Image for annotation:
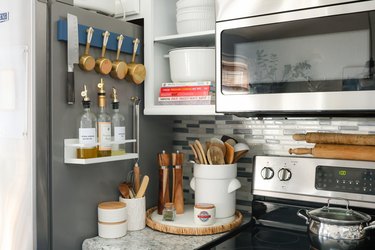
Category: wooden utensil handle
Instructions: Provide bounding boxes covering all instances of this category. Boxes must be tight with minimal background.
[290,144,375,161]
[174,168,184,214]
[134,162,140,194]
[293,133,375,146]
[136,175,149,198]
[289,148,313,155]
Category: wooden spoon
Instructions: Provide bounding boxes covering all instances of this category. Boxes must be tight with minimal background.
[207,146,225,165]
[233,143,250,163]
[224,142,235,164]
[209,137,226,156]
[118,182,129,198]
[189,143,199,163]
[195,140,208,164]
[192,142,204,164]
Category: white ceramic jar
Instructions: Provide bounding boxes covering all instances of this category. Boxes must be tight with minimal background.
[194,203,216,226]
[97,201,127,238]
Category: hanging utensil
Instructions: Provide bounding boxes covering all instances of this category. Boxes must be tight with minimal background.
[95,31,112,75]
[110,34,128,80]
[66,13,79,104]
[126,38,146,85]
[79,27,95,71]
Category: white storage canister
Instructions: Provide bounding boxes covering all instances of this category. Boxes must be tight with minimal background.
[190,163,241,218]
[194,203,216,226]
[98,201,127,238]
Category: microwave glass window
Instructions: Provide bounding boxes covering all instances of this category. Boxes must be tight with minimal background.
[221,12,375,95]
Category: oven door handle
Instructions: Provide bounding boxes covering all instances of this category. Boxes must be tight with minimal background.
[297,209,310,225]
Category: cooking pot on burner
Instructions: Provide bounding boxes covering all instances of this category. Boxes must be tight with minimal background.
[298,198,375,249]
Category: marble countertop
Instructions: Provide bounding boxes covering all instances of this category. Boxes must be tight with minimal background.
[83,211,251,250]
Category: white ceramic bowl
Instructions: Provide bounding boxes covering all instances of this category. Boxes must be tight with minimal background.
[177,19,215,34]
[98,221,127,238]
[176,0,214,9]
[169,47,215,82]
[176,11,215,22]
[98,201,127,223]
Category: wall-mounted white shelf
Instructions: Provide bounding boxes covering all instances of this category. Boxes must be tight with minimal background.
[64,139,138,165]
[154,30,215,47]
[144,104,216,115]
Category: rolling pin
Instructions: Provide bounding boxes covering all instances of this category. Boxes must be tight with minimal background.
[289,144,375,161]
[293,133,375,146]
[172,151,184,214]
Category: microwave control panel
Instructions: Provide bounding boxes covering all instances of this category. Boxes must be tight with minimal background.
[315,166,375,195]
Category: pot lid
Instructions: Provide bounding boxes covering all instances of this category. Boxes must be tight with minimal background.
[307,206,371,224]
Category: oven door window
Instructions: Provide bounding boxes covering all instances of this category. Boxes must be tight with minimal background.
[221,12,375,95]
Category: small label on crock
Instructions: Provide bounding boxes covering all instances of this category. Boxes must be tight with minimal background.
[197,211,211,222]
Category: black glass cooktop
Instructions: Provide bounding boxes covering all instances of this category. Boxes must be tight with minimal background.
[210,223,310,250]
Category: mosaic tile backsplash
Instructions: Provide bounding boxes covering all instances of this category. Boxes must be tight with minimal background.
[172,115,375,211]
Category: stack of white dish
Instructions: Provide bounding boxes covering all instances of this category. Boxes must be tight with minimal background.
[98,201,127,238]
[176,0,215,34]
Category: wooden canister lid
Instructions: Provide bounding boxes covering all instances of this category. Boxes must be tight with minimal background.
[195,203,215,209]
[98,201,126,209]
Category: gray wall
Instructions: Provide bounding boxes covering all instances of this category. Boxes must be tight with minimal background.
[36,2,174,250]
[172,115,375,211]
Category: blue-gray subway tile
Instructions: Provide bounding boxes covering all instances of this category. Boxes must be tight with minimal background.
[173,140,189,146]
[206,128,215,133]
[174,120,182,124]
[173,127,189,133]
[226,120,244,125]
[237,172,253,178]
[199,120,216,124]
[234,129,252,134]
[215,115,233,120]
[187,123,200,128]
[338,126,359,131]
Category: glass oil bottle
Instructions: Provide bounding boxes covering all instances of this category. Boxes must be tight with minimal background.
[111,87,126,156]
[77,85,97,159]
[97,79,112,157]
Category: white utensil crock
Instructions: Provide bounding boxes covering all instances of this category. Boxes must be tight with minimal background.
[119,196,146,231]
[190,163,241,218]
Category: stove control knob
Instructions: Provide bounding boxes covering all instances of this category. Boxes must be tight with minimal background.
[278,168,292,181]
[261,167,274,180]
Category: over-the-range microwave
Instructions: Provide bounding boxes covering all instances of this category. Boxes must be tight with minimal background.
[215,0,375,116]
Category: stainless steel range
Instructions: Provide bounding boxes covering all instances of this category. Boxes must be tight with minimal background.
[199,156,375,250]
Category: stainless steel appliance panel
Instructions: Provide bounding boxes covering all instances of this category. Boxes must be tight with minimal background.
[215,1,375,115]
[215,0,358,22]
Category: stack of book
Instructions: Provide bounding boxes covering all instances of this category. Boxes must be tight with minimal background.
[158,81,215,105]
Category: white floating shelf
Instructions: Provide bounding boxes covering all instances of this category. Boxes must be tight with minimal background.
[154,30,215,47]
[64,138,138,165]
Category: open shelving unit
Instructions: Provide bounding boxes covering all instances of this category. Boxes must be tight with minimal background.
[143,0,218,115]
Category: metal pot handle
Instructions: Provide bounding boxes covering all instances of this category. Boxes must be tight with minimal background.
[297,209,310,224]
[363,221,375,231]
[327,198,350,211]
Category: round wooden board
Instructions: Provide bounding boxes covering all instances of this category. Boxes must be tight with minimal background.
[146,205,243,235]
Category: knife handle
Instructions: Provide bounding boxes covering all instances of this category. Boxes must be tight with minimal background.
[67,71,75,104]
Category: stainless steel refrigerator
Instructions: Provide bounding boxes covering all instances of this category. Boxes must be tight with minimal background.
[35,1,173,249]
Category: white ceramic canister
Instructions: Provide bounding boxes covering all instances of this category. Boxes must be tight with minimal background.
[98,221,127,239]
[119,196,146,231]
[190,163,241,218]
[98,201,127,223]
[97,201,127,238]
[194,203,215,226]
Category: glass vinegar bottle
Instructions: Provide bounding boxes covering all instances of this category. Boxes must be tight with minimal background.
[77,85,97,159]
[96,79,112,157]
[111,87,126,156]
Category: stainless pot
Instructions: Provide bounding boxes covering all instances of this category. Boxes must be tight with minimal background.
[298,198,375,241]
